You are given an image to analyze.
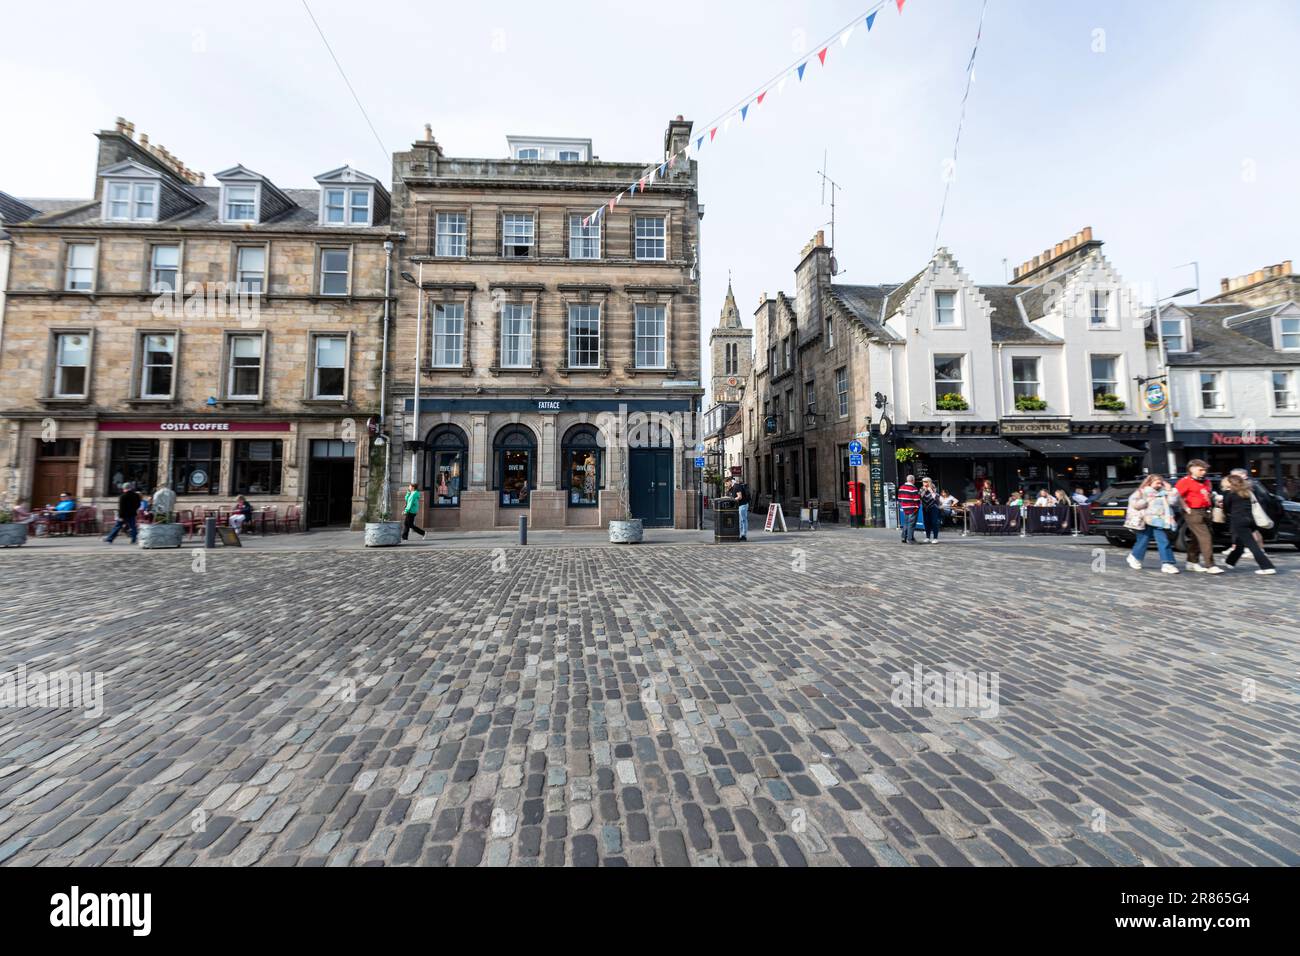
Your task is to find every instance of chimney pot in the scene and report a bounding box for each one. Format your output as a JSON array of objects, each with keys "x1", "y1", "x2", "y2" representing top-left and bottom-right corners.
[
  {"x1": 423, "y1": 123, "x2": 432, "y2": 142},
  {"x1": 123, "y1": 120, "x2": 135, "y2": 138},
  {"x1": 1220, "y1": 278, "x2": 1229, "y2": 293},
  {"x1": 1082, "y1": 226, "x2": 1092, "y2": 242},
  {"x1": 1283, "y1": 259, "x2": 1293, "y2": 274},
  {"x1": 114, "y1": 117, "x2": 126, "y2": 132},
  {"x1": 139, "y1": 132, "x2": 149, "y2": 146}
]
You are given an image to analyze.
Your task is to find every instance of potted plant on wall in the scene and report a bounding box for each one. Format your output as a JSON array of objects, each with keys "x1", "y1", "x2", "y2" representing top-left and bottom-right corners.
[
  {"x1": 1015, "y1": 395, "x2": 1048, "y2": 412},
  {"x1": 935, "y1": 392, "x2": 970, "y2": 411},
  {"x1": 0, "y1": 507, "x2": 28, "y2": 548},
  {"x1": 138, "y1": 487, "x2": 184, "y2": 548},
  {"x1": 1093, "y1": 394, "x2": 1126, "y2": 412},
  {"x1": 895, "y1": 446, "x2": 919, "y2": 466}
]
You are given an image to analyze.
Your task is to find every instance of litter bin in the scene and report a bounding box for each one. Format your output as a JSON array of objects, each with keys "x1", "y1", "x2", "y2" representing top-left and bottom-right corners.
[{"x1": 712, "y1": 497, "x2": 740, "y2": 543}]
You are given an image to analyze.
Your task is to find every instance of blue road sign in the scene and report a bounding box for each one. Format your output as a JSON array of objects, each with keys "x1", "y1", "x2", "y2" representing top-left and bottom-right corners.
[
  {"x1": 849, "y1": 453, "x2": 864, "y2": 467},
  {"x1": 694, "y1": 457, "x2": 705, "y2": 467},
  {"x1": 848, "y1": 440, "x2": 863, "y2": 455}
]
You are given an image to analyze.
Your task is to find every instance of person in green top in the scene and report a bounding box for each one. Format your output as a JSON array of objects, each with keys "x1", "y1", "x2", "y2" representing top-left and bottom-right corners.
[{"x1": 402, "y1": 482, "x2": 425, "y2": 540}]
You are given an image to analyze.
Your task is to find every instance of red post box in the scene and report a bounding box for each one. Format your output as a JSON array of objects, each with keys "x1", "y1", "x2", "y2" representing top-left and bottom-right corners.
[{"x1": 848, "y1": 481, "x2": 865, "y2": 527}]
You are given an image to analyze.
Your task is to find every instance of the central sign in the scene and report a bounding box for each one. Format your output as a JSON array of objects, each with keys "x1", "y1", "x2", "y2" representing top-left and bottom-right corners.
[{"x1": 999, "y1": 419, "x2": 1070, "y2": 436}]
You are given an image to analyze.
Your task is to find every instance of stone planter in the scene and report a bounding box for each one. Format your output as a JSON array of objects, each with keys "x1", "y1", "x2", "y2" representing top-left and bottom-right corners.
[
  {"x1": 608, "y1": 518, "x2": 644, "y2": 544},
  {"x1": 0, "y1": 523, "x2": 28, "y2": 548},
  {"x1": 364, "y1": 521, "x2": 402, "y2": 547},
  {"x1": 137, "y1": 523, "x2": 185, "y2": 549}
]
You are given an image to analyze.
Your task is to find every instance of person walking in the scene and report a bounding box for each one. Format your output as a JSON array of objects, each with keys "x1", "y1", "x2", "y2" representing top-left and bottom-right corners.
[
  {"x1": 1220, "y1": 473, "x2": 1276, "y2": 575},
  {"x1": 1124, "y1": 474, "x2": 1181, "y2": 573},
  {"x1": 730, "y1": 475, "x2": 751, "y2": 541},
  {"x1": 103, "y1": 482, "x2": 142, "y2": 544},
  {"x1": 1174, "y1": 459, "x2": 1222, "y2": 573},
  {"x1": 402, "y1": 482, "x2": 425, "y2": 540},
  {"x1": 897, "y1": 474, "x2": 921, "y2": 544},
  {"x1": 919, "y1": 477, "x2": 942, "y2": 543},
  {"x1": 1228, "y1": 467, "x2": 1268, "y2": 552}
]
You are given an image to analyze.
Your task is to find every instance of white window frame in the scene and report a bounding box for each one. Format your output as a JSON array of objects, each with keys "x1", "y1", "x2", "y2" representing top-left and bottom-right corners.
[
  {"x1": 1198, "y1": 370, "x2": 1227, "y2": 415},
  {"x1": 933, "y1": 290, "x2": 960, "y2": 328},
  {"x1": 501, "y1": 213, "x2": 535, "y2": 258},
  {"x1": 634, "y1": 304, "x2": 667, "y2": 369},
  {"x1": 558, "y1": 150, "x2": 581, "y2": 162},
  {"x1": 1089, "y1": 353, "x2": 1121, "y2": 406},
  {"x1": 312, "y1": 334, "x2": 349, "y2": 399},
  {"x1": 319, "y1": 187, "x2": 372, "y2": 226},
  {"x1": 827, "y1": 315, "x2": 835, "y2": 349},
  {"x1": 516, "y1": 148, "x2": 540, "y2": 160},
  {"x1": 226, "y1": 333, "x2": 265, "y2": 400},
  {"x1": 140, "y1": 332, "x2": 177, "y2": 400},
  {"x1": 221, "y1": 183, "x2": 260, "y2": 223},
  {"x1": 569, "y1": 214, "x2": 601, "y2": 259},
  {"x1": 500, "y1": 303, "x2": 534, "y2": 368},
  {"x1": 933, "y1": 353, "x2": 966, "y2": 405},
  {"x1": 1011, "y1": 356, "x2": 1042, "y2": 401},
  {"x1": 435, "y1": 212, "x2": 467, "y2": 257},
  {"x1": 102, "y1": 180, "x2": 158, "y2": 222},
  {"x1": 1160, "y1": 315, "x2": 1187, "y2": 353},
  {"x1": 319, "y1": 247, "x2": 350, "y2": 296},
  {"x1": 1273, "y1": 369, "x2": 1298, "y2": 412},
  {"x1": 567, "y1": 304, "x2": 601, "y2": 369},
  {"x1": 1278, "y1": 315, "x2": 1300, "y2": 351},
  {"x1": 431, "y1": 303, "x2": 465, "y2": 368},
  {"x1": 235, "y1": 245, "x2": 266, "y2": 294},
  {"x1": 1089, "y1": 288, "x2": 1113, "y2": 328},
  {"x1": 150, "y1": 244, "x2": 180, "y2": 293},
  {"x1": 835, "y1": 367, "x2": 849, "y2": 417},
  {"x1": 64, "y1": 242, "x2": 97, "y2": 292},
  {"x1": 634, "y1": 216, "x2": 666, "y2": 261},
  {"x1": 53, "y1": 332, "x2": 91, "y2": 398}
]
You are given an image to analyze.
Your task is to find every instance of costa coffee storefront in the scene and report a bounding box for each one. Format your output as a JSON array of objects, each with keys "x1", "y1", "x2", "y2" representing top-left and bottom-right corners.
[
  {"x1": 1175, "y1": 430, "x2": 1300, "y2": 501},
  {"x1": 20, "y1": 417, "x2": 367, "y2": 529}
]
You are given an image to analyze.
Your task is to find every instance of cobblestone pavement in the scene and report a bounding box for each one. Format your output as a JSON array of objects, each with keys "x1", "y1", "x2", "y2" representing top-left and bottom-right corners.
[{"x1": 0, "y1": 534, "x2": 1297, "y2": 867}]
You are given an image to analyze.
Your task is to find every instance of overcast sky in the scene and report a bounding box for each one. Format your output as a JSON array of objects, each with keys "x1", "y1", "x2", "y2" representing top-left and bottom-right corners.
[{"x1": 4, "y1": 0, "x2": 1298, "y2": 387}]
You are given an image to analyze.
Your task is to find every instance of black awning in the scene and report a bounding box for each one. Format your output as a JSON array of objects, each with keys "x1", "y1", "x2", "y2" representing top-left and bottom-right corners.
[
  {"x1": 1017, "y1": 437, "x2": 1145, "y2": 457},
  {"x1": 908, "y1": 437, "x2": 1028, "y2": 458}
]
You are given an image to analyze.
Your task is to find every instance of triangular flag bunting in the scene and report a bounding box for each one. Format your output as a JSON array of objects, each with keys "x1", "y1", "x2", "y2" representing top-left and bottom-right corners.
[
  {"x1": 658, "y1": 163, "x2": 666, "y2": 177},
  {"x1": 797, "y1": 62, "x2": 807, "y2": 81},
  {"x1": 696, "y1": 135, "x2": 703, "y2": 150},
  {"x1": 897, "y1": 0, "x2": 906, "y2": 12},
  {"x1": 582, "y1": 216, "x2": 589, "y2": 228},
  {"x1": 740, "y1": 104, "x2": 749, "y2": 122},
  {"x1": 840, "y1": 26, "x2": 853, "y2": 47},
  {"x1": 757, "y1": 91, "x2": 767, "y2": 105},
  {"x1": 639, "y1": 177, "x2": 647, "y2": 191},
  {"x1": 778, "y1": 76, "x2": 788, "y2": 94},
  {"x1": 817, "y1": 47, "x2": 828, "y2": 66},
  {"x1": 668, "y1": 155, "x2": 677, "y2": 169},
  {"x1": 629, "y1": 182, "x2": 638, "y2": 196},
  {"x1": 866, "y1": 11, "x2": 876, "y2": 30},
  {"x1": 608, "y1": 198, "x2": 616, "y2": 212},
  {"x1": 709, "y1": 127, "x2": 717, "y2": 141}
]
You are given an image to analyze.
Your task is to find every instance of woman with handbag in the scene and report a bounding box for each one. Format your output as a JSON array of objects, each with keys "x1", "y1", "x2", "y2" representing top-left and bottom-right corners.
[
  {"x1": 1220, "y1": 474, "x2": 1276, "y2": 574},
  {"x1": 1124, "y1": 475, "x2": 1181, "y2": 573}
]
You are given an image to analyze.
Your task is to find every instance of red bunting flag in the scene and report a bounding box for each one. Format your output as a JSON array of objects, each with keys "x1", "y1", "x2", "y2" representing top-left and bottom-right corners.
[
  {"x1": 897, "y1": 0, "x2": 906, "y2": 11},
  {"x1": 710, "y1": 127, "x2": 718, "y2": 141},
  {"x1": 757, "y1": 91, "x2": 767, "y2": 105},
  {"x1": 818, "y1": 47, "x2": 828, "y2": 66},
  {"x1": 638, "y1": 177, "x2": 647, "y2": 191}
]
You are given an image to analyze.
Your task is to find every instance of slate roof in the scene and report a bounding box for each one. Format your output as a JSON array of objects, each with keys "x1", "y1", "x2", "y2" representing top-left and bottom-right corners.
[
  {"x1": 978, "y1": 284, "x2": 1057, "y2": 343},
  {"x1": 15, "y1": 186, "x2": 389, "y2": 232},
  {"x1": 0, "y1": 191, "x2": 41, "y2": 226},
  {"x1": 884, "y1": 267, "x2": 926, "y2": 317},
  {"x1": 1152, "y1": 303, "x2": 1300, "y2": 366},
  {"x1": 826, "y1": 283, "x2": 902, "y2": 342}
]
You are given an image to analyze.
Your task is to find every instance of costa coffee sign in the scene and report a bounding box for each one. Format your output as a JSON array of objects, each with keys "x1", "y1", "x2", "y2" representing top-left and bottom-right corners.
[
  {"x1": 1211, "y1": 432, "x2": 1270, "y2": 446},
  {"x1": 99, "y1": 421, "x2": 291, "y2": 433}
]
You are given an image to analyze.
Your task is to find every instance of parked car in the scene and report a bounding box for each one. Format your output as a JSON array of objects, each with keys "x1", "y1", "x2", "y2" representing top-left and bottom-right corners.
[{"x1": 1089, "y1": 476, "x2": 1300, "y2": 551}]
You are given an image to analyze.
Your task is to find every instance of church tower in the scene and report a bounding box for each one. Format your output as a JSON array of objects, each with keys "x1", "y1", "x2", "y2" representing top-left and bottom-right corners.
[{"x1": 708, "y1": 279, "x2": 753, "y2": 405}]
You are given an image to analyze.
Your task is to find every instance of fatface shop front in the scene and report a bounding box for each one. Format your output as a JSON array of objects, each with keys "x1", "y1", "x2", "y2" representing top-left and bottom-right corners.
[{"x1": 1175, "y1": 430, "x2": 1300, "y2": 501}]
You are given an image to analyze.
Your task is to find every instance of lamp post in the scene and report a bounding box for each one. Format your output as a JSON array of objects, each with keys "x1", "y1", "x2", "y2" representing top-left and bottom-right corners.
[
  {"x1": 399, "y1": 265, "x2": 424, "y2": 484},
  {"x1": 1151, "y1": 284, "x2": 1197, "y2": 474}
]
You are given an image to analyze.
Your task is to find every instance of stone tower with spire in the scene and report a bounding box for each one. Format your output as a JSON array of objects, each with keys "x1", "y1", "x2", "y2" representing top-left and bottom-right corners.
[{"x1": 709, "y1": 279, "x2": 753, "y2": 405}]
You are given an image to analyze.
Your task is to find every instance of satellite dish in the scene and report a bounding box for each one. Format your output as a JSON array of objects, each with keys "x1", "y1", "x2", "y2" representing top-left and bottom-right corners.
[{"x1": 830, "y1": 256, "x2": 840, "y2": 276}]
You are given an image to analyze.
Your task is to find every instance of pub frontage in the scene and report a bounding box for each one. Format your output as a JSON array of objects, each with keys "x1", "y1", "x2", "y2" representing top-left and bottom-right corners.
[
  {"x1": 1169, "y1": 429, "x2": 1300, "y2": 501},
  {"x1": 12, "y1": 415, "x2": 368, "y2": 529}
]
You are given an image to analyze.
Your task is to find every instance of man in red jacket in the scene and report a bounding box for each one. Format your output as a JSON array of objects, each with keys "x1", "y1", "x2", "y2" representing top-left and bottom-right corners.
[
  {"x1": 1174, "y1": 459, "x2": 1223, "y2": 573},
  {"x1": 897, "y1": 474, "x2": 921, "y2": 544}
]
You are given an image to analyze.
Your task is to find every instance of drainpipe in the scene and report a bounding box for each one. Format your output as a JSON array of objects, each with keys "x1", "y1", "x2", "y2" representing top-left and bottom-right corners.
[{"x1": 410, "y1": 261, "x2": 424, "y2": 482}]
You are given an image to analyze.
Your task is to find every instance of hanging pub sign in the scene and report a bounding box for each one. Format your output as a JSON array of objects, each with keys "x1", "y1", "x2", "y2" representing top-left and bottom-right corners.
[
  {"x1": 1143, "y1": 380, "x2": 1169, "y2": 412},
  {"x1": 764, "y1": 416, "x2": 778, "y2": 434}
]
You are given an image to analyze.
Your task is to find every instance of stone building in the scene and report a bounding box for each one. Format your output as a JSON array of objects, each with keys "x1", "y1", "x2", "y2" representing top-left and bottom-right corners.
[
  {"x1": 386, "y1": 117, "x2": 703, "y2": 530},
  {"x1": 709, "y1": 279, "x2": 751, "y2": 406},
  {"x1": 0, "y1": 118, "x2": 393, "y2": 528}
]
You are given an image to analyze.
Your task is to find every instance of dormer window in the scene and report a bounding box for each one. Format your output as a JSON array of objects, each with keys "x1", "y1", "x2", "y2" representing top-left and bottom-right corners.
[
  {"x1": 1160, "y1": 315, "x2": 1187, "y2": 353},
  {"x1": 223, "y1": 185, "x2": 258, "y2": 222},
  {"x1": 558, "y1": 150, "x2": 581, "y2": 162},
  {"x1": 1280, "y1": 316, "x2": 1300, "y2": 351},
  {"x1": 103, "y1": 181, "x2": 157, "y2": 222},
  {"x1": 322, "y1": 187, "x2": 372, "y2": 226},
  {"x1": 516, "y1": 148, "x2": 540, "y2": 160}
]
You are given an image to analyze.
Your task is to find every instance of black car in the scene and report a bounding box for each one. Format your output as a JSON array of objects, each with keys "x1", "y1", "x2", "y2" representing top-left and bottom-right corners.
[{"x1": 1089, "y1": 476, "x2": 1300, "y2": 551}]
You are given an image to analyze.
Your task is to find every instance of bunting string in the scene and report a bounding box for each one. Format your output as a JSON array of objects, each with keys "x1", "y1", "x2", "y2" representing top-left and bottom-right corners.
[
  {"x1": 932, "y1": 0, "x2": 988, "y2": 254},
  {"x1": 583, "y1": 0, "x2": 910, "y2": 226}
]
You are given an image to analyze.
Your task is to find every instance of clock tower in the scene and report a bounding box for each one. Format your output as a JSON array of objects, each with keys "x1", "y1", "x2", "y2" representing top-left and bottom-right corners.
[{"x1": 708, "y1": 279, "x2": 752, "y2": 404}]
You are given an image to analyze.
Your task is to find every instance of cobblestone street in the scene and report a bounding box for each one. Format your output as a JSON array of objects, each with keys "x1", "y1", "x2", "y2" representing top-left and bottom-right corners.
[{"x1": 1, "y1": 533, "x2": 1297, "y2": 867}]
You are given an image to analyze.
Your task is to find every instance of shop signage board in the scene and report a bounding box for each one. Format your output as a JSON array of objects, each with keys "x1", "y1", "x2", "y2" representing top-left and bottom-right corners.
[
  {"x1": 98, "y1": 421, "x2": 292, "y2": 432},
  {"x1": 764, "y1": 503, "x2": 787, "y2": 533},
  {"x1": 999, "y1": 419, "x2": 1070, "y2": 436},
  {"x1": 869, "y1": 432, "x2": 885, "y2": 526},
  {"x1": 1143, "y1": 381, "x2": 1168, "y2": 412}
]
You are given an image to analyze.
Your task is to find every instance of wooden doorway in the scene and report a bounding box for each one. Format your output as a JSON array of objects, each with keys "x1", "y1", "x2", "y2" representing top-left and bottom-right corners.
[{"x1": 33, "y1": 439, "x2": 81, "y2": 508}]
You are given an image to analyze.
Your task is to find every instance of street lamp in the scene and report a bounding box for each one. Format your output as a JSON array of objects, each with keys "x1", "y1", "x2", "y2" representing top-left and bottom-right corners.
[
  {"x1": 1151, "y1": 284, "x2": 1198, "y2": 474},
  {"x1": 399, "y1": 266, "x2": 425, "y2": 483}
]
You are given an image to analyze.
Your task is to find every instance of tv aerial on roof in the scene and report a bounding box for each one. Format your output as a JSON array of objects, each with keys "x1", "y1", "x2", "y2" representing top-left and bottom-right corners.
[{"x1": 817, "y1": 149, "x2": 843, "y2": 276}]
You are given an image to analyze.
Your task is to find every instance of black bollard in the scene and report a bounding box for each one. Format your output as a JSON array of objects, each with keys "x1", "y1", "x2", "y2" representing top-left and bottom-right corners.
[
  {"x1": 519, "y1": 515, "x2": 527, "y2": 546},
  {"x1": 204, "y1": 515, "x2": 217, "y2": 549}
]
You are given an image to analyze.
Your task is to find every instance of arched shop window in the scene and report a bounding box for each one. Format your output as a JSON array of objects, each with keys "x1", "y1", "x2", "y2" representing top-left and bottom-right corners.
[
  {"x1": 493, "y1": 424, "x2": 536, "y2": 507},
  {"x1": 562, "y1": 424, "x2": 602, "y2": 507},
  {"x1": 425, "y1": 424, "x2": 467, "y2": 507}
]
